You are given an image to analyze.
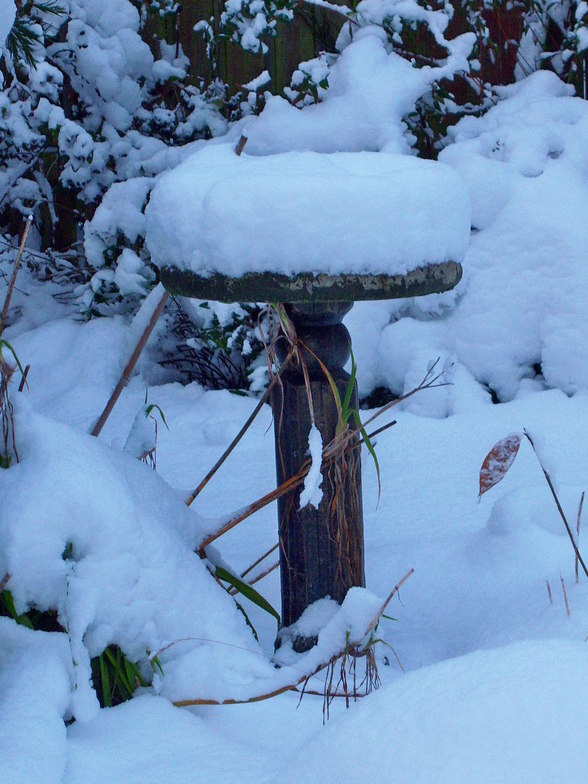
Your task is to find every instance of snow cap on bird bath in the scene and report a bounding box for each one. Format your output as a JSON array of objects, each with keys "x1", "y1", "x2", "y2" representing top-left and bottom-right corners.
[{"x1": 145, "y1": 143, "x2": 470, "y2": 301}]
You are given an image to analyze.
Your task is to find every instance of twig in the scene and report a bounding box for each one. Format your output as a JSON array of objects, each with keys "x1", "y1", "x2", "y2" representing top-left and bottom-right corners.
[
  {"x1": 363, "y1": 568, "x2": 414, "y2": 638},
  {"x1": 0, "y1": 215, "x2": 33, "y2": 333},
  {"x1": 240, "y1": 542, "x2": 279, "y2": 579},
  {"x1": 561, "y1": 576, "x2": 570, "y2": 616},
  {"x1": 90, "y1": 289, "x2": 169, "y2": 437},
  {"x1": 174, "y1": 569, "x2": 411, "y2": 709},
  {"x1": 576, "y1": 491, "x2": 584, "y2": 584},
  {"x1": 229, "y1": 559, "x2": 279, "y2": 595},
  {"x1": 249, "y1": 560, "x2": 279, "y2": 586},
  {"x1": 199, "y1": 466, "x2": 307, "y2": 551},
  {"x1": 546, "y1": 579, "x2": 553, "y2": 605},
  {"x1": 524, "y1": 430, "x2": 588, "y2": 581},
  {"x1": 361, "y1": 359, "x2": 447, "y2": 430},
  {"x1": 186, "y1": 351, "x2": 293, "y2": 506}
]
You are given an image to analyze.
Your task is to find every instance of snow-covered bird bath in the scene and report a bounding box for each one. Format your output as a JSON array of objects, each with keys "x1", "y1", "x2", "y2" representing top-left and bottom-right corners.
[{"x1": 145, "y1": 142, "x2": 470, "y2": 649}]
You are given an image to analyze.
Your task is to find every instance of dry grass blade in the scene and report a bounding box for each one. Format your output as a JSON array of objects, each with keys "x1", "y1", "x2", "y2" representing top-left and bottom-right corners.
[
  {"x1": 561, "y1": 576, "x2": 571, "y2": 616},
  {"x1": 524, "y1": 430, "x2": 588, "y2": 580},
  {"x1": 186, "y1": 350, "x2": 294, "y2": 506},
  {"x1": 363, "y1": 568, "x2": 414, "y2": 638},
  {"x1": 576, "y1": 491, "x2": 584, "y2": 583},
  {"x1": 235, "y1": 135, "x2": 248, "y2": 156}
]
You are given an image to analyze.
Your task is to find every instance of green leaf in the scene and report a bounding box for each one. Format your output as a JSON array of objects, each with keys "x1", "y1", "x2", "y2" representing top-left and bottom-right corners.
[
  {"x1": 215, "y1": 565, "x2": 280, "y2": 628},
  {"x1": 1, "y1": 590, "x2": 34, "y2": 628},
  {"x1": 145, "y1": 403, "x2": 169, "y2": 430},
  {"x1": 341, "y1": 343, "x2": 358, "y2": 423},
  {"x1": 353, "y1": 410, "x2": 381, "y2": 501},
  {"x1": 99, "y1": 655, "x2": 112, "y2": 708},
  {"x1": 0, "y1": 340, "x2": 26, "y2": 378}
]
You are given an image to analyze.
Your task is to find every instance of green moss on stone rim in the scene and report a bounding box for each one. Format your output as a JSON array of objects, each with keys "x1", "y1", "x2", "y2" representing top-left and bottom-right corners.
[{"x1": 159, "y1": 261, "x2": 462, "y2": 303}]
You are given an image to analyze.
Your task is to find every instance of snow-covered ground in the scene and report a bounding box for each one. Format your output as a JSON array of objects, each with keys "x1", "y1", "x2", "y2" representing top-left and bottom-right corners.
[
  {"x1": 3, "y1": 306, "x2": 588, "y2": 784},
  {"x1": 2, "y1": 34, "x2": 588, "y2": 784}
]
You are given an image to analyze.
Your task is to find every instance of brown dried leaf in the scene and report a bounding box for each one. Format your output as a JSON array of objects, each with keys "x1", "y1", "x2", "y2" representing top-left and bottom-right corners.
[{"x1": 479, "y1": 432, "x2": 521, "y2": 497}]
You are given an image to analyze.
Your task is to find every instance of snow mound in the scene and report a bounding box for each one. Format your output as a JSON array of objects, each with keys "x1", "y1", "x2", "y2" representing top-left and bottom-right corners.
[
  {"x1": 360, "y1": 71, "x2": 588, "y2": 404},
  {"x1": 0, "y1": 402, "x2": 276, "y2": 718},
  {"x1": 145, "y1": 144, "x2": 471, "y2": 279},
  {"x1": 273, "y1": 639, "x2": 588, "y2": 784}
]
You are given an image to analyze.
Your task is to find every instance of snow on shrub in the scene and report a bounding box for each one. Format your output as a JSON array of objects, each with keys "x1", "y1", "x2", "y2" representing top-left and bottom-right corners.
[{"x1": 353, "y1": 70, "x2": 588, "y2": 410}]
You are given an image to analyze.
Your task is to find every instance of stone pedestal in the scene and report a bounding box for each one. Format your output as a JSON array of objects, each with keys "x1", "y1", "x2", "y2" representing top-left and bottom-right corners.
[
  {"x1": 273, "y1": 303, "x2": 364, "y2": 651},
  {"x1": 159, "y1": 262, "x2": 463, "y2": 650}
]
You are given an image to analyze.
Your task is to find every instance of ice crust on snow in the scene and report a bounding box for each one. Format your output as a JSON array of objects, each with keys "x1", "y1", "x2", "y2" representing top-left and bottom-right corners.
[{"x1": 145, "y1": 144, "x2": 471, "y2": 279}]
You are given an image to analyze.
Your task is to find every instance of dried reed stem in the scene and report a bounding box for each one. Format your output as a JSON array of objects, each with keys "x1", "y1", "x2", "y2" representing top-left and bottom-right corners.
[
  {"x1": 560, "y1": 575, "x2": 570, "y2": 616},
  {"x1": 90, "y1": 290, "x2": 169, "y2": 437},
  {"x1": 576, "y1": 491, "x2": 584, "y2": 584},
  {"x1": 248, "y1": 560, "x2": 279, "y2": 586},
  {"x1": 229, "y1": 559, "x2": 279, "y2": 596},
  {"x1": 235, "y1": 135, "x2": 248, "y2": 156},
  {"x1": 240, "y1": 542, "x2": 279, "y2": 579},
  {"x1": 363, "y1": 569, "x2": 414, "y2": 638},
  {"x1": 17, "y1": 364, "x2": 30, "y2": 392},
  {"x1": 173, "y1": 569, "x2": 411, "y2": 710},
  {"x1": 0, "y1": 215, "x2": 32, "y2": 333},
  {"x1": 524, "y1": 430, "x2": 588, "y2": 580},
  {"x1": 186, "y1": 351, "x2": 293, "y2": 507}
]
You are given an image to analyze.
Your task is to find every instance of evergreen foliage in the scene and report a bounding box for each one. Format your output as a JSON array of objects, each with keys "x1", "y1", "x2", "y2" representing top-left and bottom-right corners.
[{"x1": 0, "y1": 0, "x2": 586, "y2": 390}]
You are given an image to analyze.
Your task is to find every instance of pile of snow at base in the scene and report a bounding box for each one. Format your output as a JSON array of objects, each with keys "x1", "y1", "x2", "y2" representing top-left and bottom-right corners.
[
  {"x1": 358, "y1": 71, "x2": 588, "y2": 406},
  {"x1": 0, "y1": 619, "x2": 72, "y2": 784},
  {"x1": 273, "y1": 639, "x2": 588, "y2": 784},
  {"x1": 145, "y1": 145, "x2": 470, "y2": 278}
]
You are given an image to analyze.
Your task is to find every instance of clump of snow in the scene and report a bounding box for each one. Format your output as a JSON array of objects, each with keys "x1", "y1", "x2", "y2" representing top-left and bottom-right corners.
[
  {"x1": 145, "y1": 144, "x2": 470, "y2": 279},
  {"x1": 238, "y1": 25, "x2": 472, "y2": 155},
  {"x1": 0, "y1": 1, "x2": 15, "y2": 49},
  {"x1": 274, "y1": 587, "x2": 383, "y2": 669},
  {"x1": 298, "y1": 424, "x2": 324, "y2": 509}
]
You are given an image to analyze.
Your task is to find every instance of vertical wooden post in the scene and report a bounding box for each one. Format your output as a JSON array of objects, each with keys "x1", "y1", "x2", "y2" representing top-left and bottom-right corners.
[{"x1": 273, "y1": 302, "x2": 364, "y2": 651}]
